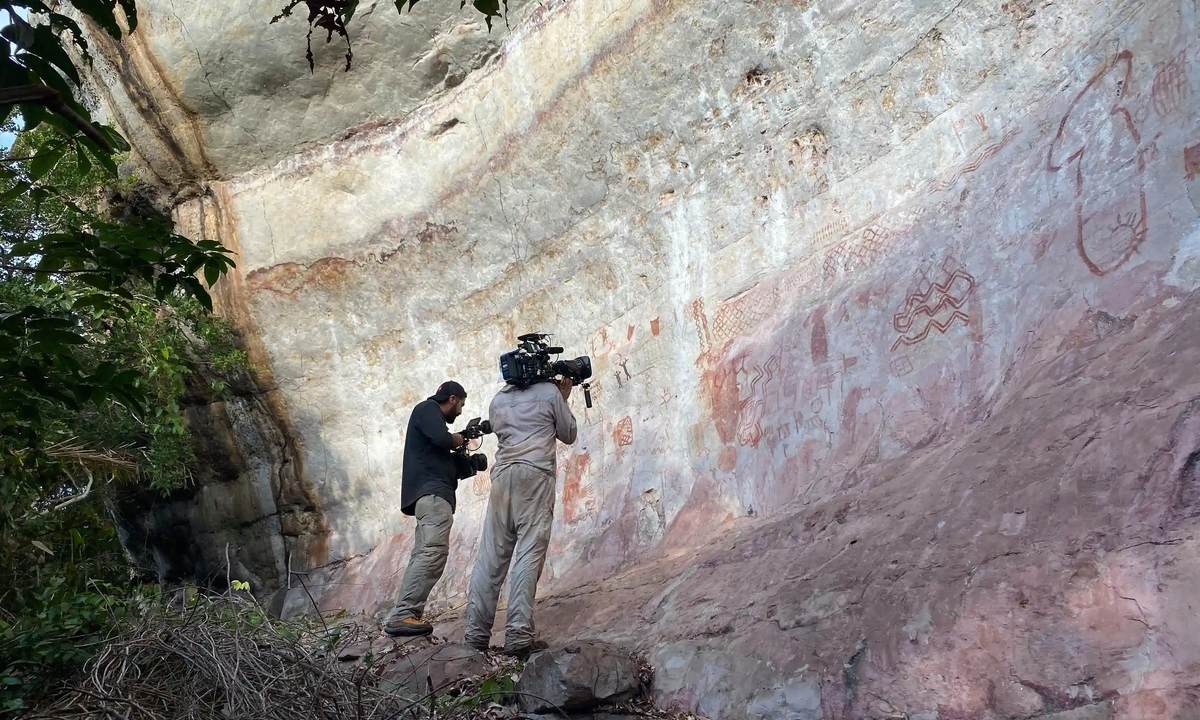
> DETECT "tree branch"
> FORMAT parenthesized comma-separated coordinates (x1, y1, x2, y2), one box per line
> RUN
(0, 85, 116, 153)
(0, 263, 99, 275)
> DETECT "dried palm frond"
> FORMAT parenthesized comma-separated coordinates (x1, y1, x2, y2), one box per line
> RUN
(44, 438, 139, 480)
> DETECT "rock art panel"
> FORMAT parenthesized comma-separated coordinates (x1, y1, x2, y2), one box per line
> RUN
(84, 0, 1200, 718)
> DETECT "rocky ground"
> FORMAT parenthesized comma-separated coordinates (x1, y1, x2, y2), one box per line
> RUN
(26, 594, 705, 720)
(333, 624, 701, 720)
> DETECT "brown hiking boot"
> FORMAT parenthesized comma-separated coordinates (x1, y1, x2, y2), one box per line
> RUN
(384, 617, 433, 637)
(504, 639, 548, 658)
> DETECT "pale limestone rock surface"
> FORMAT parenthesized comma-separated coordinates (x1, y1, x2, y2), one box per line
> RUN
(85, 0, 1200, 716)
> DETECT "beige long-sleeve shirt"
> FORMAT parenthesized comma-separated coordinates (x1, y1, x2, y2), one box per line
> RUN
(489, 381, 577, 476)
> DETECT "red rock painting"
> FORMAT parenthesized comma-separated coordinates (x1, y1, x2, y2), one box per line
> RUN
(711, 285, 779, 345)
(613, 416, 634, 447)
(809, 305, 829, 364)
(926, 128, 1020, 195)
(823, 225, 893, 279)
(1185, 143, 1200, 182)
(890, 354, 914, 377)
(561, 451, 592, 525)
(1047, 50, 1149, 277)
(1151, 50, 1188, 118)
(891, 257, 976, 352)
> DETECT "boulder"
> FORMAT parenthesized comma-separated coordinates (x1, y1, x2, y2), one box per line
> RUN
(381, 643, 490, 699)
(992, 681, 1045, 718)
(516, 641, 641, 713)
(1033, 705, 1112, 720)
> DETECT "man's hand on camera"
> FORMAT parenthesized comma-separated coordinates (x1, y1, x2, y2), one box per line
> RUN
(451, 433, 465, 449)
(558, 377, 573, 400)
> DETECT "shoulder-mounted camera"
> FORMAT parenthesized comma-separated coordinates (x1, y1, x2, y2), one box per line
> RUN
(498, 333, 594, 407)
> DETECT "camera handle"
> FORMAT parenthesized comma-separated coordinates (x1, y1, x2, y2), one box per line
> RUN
(582, 382, 593, 409)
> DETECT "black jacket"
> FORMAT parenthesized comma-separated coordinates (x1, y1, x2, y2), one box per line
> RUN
(400, 399, 458, 515)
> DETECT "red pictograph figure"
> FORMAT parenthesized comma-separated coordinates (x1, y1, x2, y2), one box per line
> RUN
(711, 285, 779, 345)
(1047, 50, 1149, 277)
(823, 225, 893, 279)
(890, 355, 914, 377)
(613, 416, 634, 447)
(1185, 143, 1200, 182)
(809, 305, 829, 364)
(1151, 50, 1188, 119)
(736, 398, 764, 448)
(891, 257, 976, 352)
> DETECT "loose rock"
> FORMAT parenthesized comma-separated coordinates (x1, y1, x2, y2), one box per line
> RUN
(516, 641, 641, 713)
(1032, 704, 1112, 720)
(992, 681, 1045, 718)
(381, 643, 490, 698)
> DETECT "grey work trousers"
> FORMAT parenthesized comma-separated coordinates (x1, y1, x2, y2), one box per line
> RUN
(388, 495, 453, 621)
(464, 463, 555, 650)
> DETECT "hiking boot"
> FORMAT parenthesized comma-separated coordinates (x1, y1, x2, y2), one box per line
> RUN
(383, 617, 433, 637)
(503, 639, 549, 658)
(467, 641, 491, 654)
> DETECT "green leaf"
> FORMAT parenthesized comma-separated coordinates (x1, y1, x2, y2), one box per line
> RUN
(28, 144, 68, 182)
(74, 144, 93, 176)
(29, 185, 50, 207)
(29, 24, 84, 85)
(110, 369, 139, 387)
(95, 123, 130, 153)
(29, 328, 87, 346)
(46, 12, 90, 60)
(80, 136, 118, 176)
(1, 15, 36, 50)
(0, 181, 32, 202)
(25, 317, 73, 330)
(204, 262, 223, 288)
(16, 56, 82, 115)
(19, 102, 46, 131)
(67, 0, 122, 39)
(92, 361, 118, 382)
(71, 295, 112, 312)
(343, 0, 360, 23)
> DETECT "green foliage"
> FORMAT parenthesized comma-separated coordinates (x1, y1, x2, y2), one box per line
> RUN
(0, 3, 243, 714)
(0, 582, 135, 715)
(475, 673, 516, 705)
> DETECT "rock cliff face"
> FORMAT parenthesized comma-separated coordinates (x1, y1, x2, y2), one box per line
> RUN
(85, 0, 1200, 716)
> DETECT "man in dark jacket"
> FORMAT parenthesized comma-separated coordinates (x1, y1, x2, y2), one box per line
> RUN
(384, 381, 468, 637)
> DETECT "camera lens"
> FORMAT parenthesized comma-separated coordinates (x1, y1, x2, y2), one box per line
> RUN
(572, 356, 593, 381)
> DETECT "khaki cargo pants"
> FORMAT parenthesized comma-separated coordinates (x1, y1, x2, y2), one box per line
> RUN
(388, 495, 453, 621)
(464, 463, 555, 650)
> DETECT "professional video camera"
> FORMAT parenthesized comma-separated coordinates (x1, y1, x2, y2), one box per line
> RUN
(451, 417, 493, 479)
(499, 333, 594, 408)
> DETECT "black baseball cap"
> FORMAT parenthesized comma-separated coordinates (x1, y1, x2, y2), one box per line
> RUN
(429, 381, 467, 403)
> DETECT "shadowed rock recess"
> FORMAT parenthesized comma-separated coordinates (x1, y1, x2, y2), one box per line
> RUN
(83, 0, 1200, 716)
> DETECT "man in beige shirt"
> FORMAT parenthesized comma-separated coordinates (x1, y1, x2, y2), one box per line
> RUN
(464, 377, 577, 655)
